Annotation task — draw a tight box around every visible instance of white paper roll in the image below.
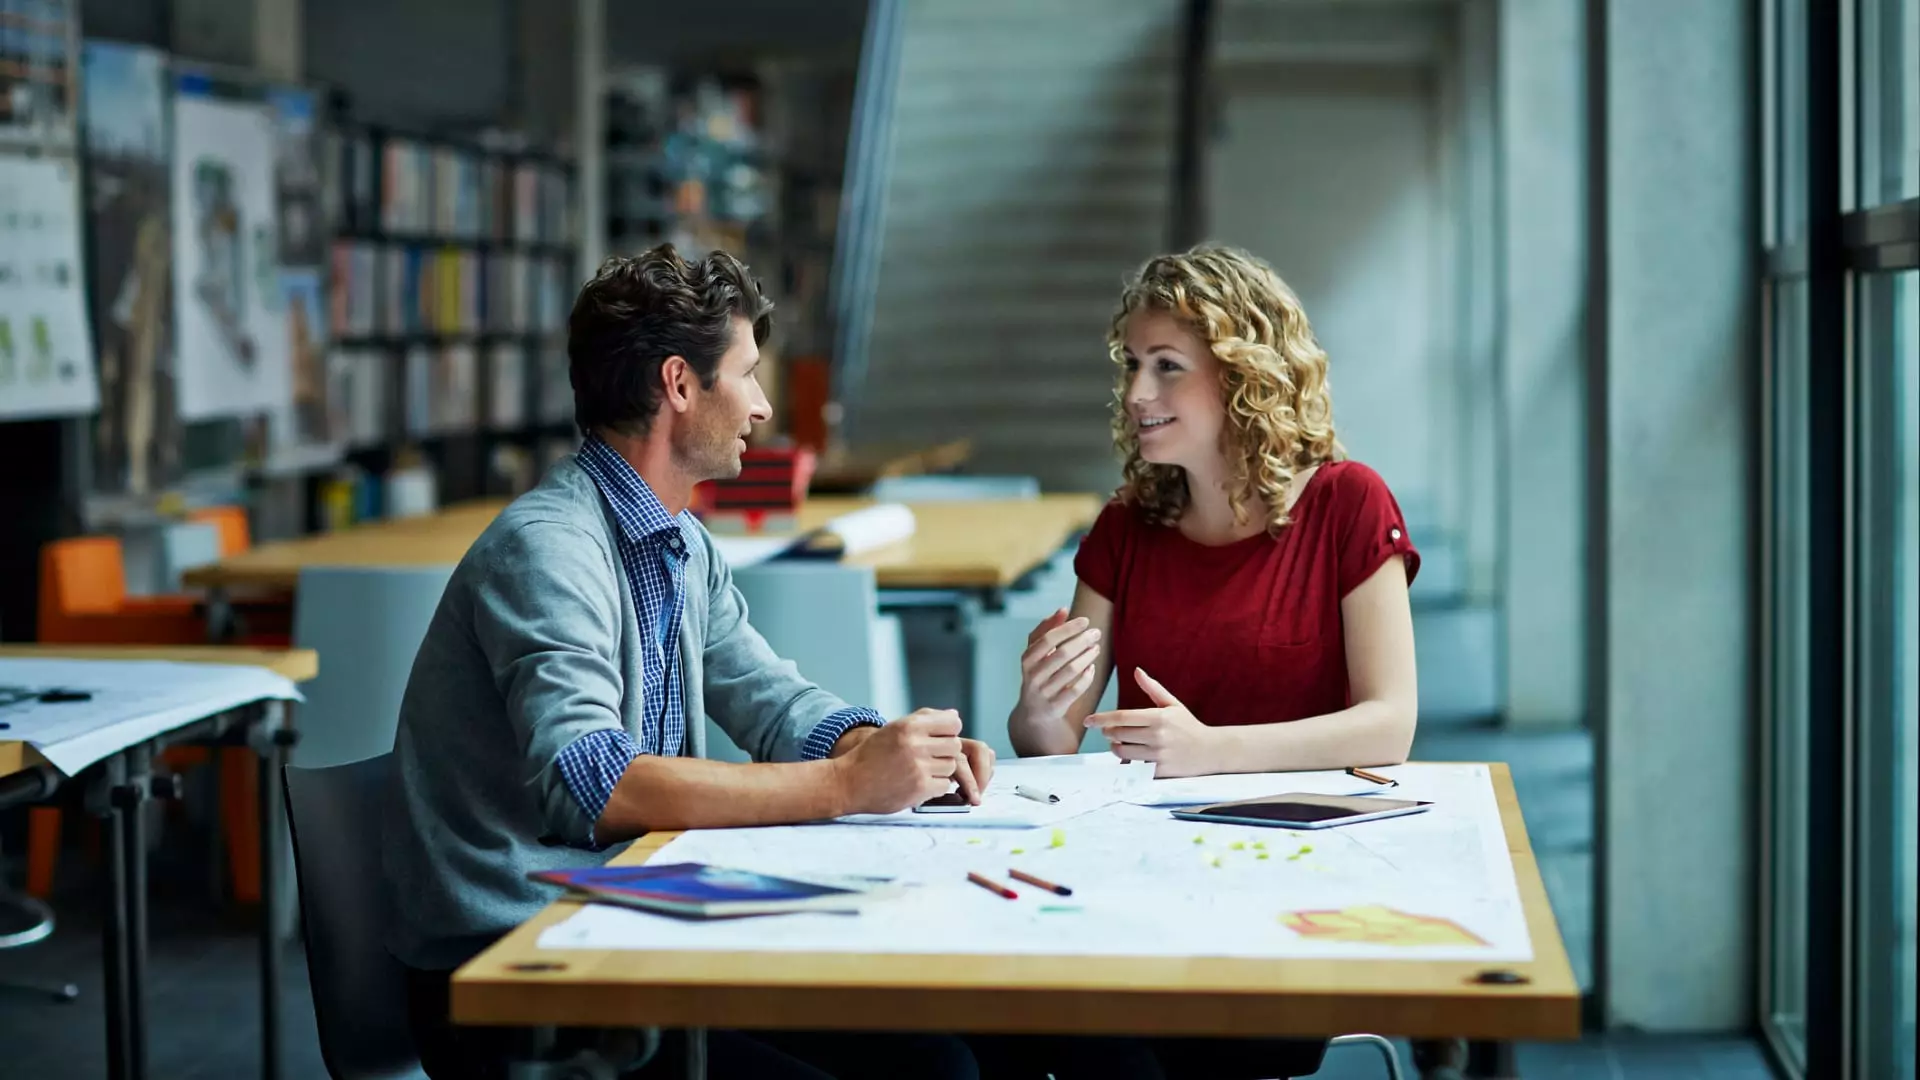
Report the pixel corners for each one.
[822,503,916,555]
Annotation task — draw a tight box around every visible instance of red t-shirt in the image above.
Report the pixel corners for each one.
[1074,461,1420,726]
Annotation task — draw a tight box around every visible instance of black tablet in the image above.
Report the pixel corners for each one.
[1168,793,1432,830]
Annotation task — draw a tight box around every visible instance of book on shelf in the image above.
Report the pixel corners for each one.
[431,344,478,434]
[326,347,388,448]
[403,344,432,438]
[487,342,527,431]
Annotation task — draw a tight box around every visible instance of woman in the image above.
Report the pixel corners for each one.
[1012,244,1418,775]
[985,246,1422,1080]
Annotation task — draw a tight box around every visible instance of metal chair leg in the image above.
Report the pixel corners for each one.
[1328,1033,1405,1080]
[0,977,81,1004]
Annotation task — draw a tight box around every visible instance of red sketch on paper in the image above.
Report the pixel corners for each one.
[1281,905,1490,947]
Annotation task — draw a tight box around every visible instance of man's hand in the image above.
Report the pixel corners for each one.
[831,708,966,815]
[950,738,997,803]
[1084,668,1221,778]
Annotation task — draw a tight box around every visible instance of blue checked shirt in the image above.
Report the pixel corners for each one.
[555,436,884,846]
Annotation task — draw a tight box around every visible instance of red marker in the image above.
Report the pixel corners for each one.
[967,871,1018,900]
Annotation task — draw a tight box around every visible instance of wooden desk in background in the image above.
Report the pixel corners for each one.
[180,493,1105,595]
[0,645,318,779]
[451,763,1578,1049]
[0,645,318,1080]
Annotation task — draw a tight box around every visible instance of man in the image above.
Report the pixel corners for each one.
[384,245,993,1079]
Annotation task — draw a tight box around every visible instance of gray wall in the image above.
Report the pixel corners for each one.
[1208,65,1448,531]
[1500,0,1587,728]
[1602,0,1756,1031]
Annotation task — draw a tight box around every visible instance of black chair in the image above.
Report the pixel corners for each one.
[284,753,423,1079]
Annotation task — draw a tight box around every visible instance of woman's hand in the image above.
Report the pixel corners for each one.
[1014,607,1103,732]
[1085,668,1222,778]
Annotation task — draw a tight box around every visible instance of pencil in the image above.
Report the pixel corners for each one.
[1346,766,1395,785]
[1007,868,1072,896]
[967,871,1019,900]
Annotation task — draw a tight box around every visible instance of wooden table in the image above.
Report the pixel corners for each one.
[181,493,1105,594]
[0,645,318,1080]
[451,763,1579,1043]
[0,646,318,780]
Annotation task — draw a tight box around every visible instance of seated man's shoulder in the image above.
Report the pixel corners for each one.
[456,473,617,590]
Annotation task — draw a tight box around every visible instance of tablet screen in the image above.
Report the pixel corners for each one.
[1186,793,1427,824]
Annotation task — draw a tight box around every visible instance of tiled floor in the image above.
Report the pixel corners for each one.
[0,721,1774,1079]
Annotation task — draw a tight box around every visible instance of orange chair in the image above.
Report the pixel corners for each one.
[36,537,208,647]
[188,505,251,558]
[28,537,211,897]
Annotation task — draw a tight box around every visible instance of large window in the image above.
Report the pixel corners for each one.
[1853,267,1917,1080]
[1762,0,1918,1077]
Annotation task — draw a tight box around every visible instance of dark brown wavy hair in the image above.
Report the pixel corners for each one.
[1109,245,1343,532]
[568,244,773,437]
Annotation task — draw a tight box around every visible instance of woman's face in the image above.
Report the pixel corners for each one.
[1121,307,1227,472]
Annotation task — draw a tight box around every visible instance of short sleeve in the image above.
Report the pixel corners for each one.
[1333,464,1421,597]
[1072,500,1132,601]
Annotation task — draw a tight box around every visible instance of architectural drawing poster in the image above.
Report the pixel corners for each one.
[0,155,99,420]
[82,39,176,492]
[171,77,289,420]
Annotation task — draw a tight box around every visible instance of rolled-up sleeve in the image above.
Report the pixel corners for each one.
[801,706,887,761]
[469,522,629,848]
[555,728,643,849]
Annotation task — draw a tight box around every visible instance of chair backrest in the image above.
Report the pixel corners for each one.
[38,537,130,626]
[291,565,455,769]
[188,505,253,557]
[157,523,222,592]
[718,563,904,761]
[284,753,419,1080]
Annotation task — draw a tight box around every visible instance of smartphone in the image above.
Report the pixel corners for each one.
[912,791,971,814]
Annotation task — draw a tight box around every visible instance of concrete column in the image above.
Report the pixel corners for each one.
[1601,0,1756,1031]
[574,0,605,276]
[1498,0,1586,728]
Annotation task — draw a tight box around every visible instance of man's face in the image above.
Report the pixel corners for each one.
[673,315,773,480]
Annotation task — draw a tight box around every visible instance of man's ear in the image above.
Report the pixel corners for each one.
[660,355,696,414]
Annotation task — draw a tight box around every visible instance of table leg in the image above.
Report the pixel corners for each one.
[205,586,234,642]
[99,754,133,1080]
[120,747,153,1080]
[256,703,297,1080]
[1466,1040,1519,1079]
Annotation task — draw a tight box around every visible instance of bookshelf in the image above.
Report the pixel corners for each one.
[321,121,581,515]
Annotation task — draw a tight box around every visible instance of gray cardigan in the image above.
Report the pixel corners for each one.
[382,457,857,970]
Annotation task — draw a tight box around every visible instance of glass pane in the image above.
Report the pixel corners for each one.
[1854,269,1918,1080]
[1859,0,1919,205]
[1766,278,1812,1068]
[1779,0,1809,244]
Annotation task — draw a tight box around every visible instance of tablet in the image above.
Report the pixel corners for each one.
[1168,793,1432,830]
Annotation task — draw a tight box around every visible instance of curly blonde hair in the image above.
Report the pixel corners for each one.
[1108,245,1344,533]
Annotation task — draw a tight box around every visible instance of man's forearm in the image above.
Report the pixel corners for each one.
[593,755,852,843]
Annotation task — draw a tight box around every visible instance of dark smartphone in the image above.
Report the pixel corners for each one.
[913,791,971,813]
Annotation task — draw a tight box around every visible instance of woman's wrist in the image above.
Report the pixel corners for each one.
[1200,724,1242,774]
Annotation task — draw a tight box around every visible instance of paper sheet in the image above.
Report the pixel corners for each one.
[0,659,302,774]
[1128,767,1396,807]
[710,535,797,568]
[835,756,1153,828]
[540,764,1533,963]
